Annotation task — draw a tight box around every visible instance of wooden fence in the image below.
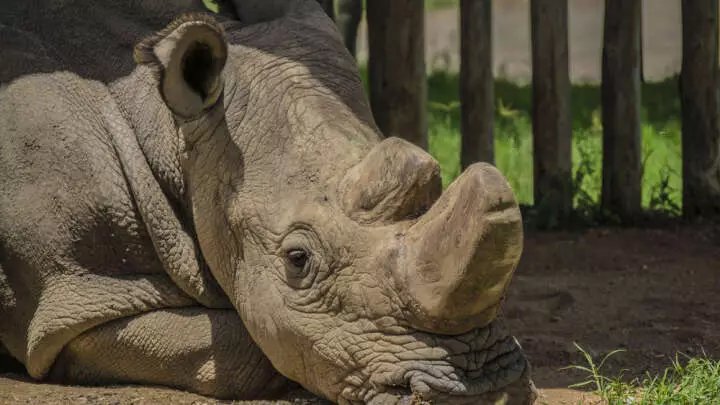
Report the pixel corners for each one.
[320,0,720,227]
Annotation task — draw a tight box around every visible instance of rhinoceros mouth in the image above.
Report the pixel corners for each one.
[335,321,530,405]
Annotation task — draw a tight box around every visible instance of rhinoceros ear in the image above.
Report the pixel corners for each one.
[134,13,228,119]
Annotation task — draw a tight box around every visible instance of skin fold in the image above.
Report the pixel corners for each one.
[0,1,537,403]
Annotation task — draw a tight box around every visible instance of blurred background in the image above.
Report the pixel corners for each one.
[356,0,683,82]
[307,0,719,230]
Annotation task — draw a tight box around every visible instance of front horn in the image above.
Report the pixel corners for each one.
[397,163,524,335]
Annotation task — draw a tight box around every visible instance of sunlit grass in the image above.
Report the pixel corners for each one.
[423,71,682,215]
[566,344,720,405]
[425,0,460,10]
[202,0,219,12]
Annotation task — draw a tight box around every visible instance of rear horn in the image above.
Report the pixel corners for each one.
[338,137,442,225]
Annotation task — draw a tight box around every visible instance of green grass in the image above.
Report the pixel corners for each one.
[362,0,460,11]
[567,344,720,404]
[422,71,683,216]
[358,68,683,217]
[202,0,461,17]
[425,0,460,10]
[202,0,219,12]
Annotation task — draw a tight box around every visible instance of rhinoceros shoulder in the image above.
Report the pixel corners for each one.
[0,70,196,379]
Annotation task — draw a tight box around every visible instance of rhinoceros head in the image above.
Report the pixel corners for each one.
[134,4,534,404]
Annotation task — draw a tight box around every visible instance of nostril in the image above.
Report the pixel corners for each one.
[409,379,433,397]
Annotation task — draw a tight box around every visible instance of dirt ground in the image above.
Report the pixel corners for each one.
[2,224,718,404]
[507,223,720,404]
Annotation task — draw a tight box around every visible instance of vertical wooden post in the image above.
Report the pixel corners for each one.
[681,0,720,219]
[336,0,363,58]
[366,0,427,150]
[317,0,335,20]
[639,2,645,83]
[601,0,642,222]
[460,0,494,167]
[531,0,573,228]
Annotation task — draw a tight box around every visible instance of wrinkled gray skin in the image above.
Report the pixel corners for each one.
[0,1,537,404]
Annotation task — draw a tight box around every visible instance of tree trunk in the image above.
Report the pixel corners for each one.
[460,0,494,167]
[681,0,720,219]
[366,0,427,150]
[317,0,335,20]
[336,0,363,58]
[530,0,572,228]
[601,0,642,222]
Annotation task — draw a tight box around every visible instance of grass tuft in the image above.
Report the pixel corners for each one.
[565,343,720,405]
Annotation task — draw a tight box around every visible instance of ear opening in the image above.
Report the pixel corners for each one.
[135,13,228,119]
[183,42,215,98]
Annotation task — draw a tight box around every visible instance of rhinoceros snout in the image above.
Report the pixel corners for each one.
[341,138,522,335]
[340,139,523,335]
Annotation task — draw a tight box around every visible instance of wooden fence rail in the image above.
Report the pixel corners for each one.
[601,0,643,222]
[460,0,494,168]
[366,0,428,150]
[681,0,720,219]
[530,0,573,227]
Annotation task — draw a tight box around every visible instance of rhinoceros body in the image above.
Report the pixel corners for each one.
[0,1,537,403]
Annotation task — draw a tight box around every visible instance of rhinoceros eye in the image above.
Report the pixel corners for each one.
[286,249,309,270]
[280,228,323,289]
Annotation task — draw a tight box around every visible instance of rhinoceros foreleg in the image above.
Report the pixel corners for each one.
[47,307,290,399]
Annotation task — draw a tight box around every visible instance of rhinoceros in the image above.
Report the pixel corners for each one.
[0,0,537,403]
